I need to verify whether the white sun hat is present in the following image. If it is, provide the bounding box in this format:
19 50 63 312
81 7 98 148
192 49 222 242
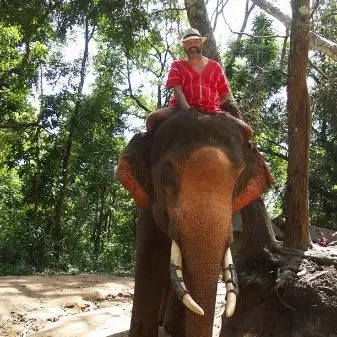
179 28 207 43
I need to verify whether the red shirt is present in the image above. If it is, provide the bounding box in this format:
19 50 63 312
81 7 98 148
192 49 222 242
166 59 231 114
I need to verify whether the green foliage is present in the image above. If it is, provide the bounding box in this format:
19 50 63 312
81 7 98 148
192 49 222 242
0 23 46 120
97 0 149 53
226 14 288 215
313 0 337 41
309 62 337 229
226 14 287 125
1 0 336 277
0 25 22 71
304 0 337 229
0 0 146 275
0 0 51 121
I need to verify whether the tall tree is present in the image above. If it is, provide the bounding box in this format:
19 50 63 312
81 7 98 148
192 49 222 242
53 17 93 255
284 0 311 249
309 0 337 228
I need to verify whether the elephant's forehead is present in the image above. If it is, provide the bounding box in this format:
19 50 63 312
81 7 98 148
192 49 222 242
155 140 243 170
173 146 230 170
174 147 244 184
185 146 229 162
176 146 241 181
151 110 245 167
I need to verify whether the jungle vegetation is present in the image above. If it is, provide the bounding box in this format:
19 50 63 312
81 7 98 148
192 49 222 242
0 0 336 275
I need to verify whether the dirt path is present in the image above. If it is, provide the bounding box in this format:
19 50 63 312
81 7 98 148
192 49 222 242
0 274 227 337
0 274 134 337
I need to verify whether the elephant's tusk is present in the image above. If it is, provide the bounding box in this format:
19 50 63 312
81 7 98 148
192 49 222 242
170 240 204 316
222 247 238 317
182 293 204 316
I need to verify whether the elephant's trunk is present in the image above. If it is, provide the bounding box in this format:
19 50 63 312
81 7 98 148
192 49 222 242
186 206 230 337
166 146 239 337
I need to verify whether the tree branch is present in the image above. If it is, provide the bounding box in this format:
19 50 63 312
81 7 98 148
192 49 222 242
223 16 286 38
257 146 288 161
310 0 321 19
123 111 146 120
211 0 230 31
309 60 328 80
0 122 38 129
126 60 151 113
251 0 337 61
280 28 290 69
226 0 256 69
150 7 186 17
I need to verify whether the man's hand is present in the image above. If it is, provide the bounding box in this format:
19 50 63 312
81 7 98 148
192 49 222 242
173 86 190 109
219 92 230 106
220 96 242 120
180 103 191 109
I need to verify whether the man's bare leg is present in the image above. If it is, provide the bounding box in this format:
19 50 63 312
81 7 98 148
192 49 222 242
146 107 174 132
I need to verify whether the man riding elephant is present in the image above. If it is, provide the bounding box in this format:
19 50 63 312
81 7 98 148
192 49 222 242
144 27 272 216
146 27 253 140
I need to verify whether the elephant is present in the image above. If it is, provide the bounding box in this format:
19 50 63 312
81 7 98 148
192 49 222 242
116 109 273 337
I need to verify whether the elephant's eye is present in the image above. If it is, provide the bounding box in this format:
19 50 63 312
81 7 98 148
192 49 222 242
162 162 178 194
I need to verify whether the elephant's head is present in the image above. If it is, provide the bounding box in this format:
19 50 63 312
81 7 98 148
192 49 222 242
117 109 272 336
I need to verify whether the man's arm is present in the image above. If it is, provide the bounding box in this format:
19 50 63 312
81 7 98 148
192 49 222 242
173 86 190 109
219 92 230 106
220 94 243 120
216 63 243 120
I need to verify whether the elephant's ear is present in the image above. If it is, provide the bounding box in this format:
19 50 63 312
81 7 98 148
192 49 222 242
116 133 152 209
233 145 274 213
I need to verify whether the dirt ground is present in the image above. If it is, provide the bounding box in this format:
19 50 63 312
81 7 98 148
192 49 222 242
0 273 226 337
0 274 135 337
2 245 336 337
222 245 337 337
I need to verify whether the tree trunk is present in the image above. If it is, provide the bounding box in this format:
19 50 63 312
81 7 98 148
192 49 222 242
284 0 311 250
53 19 92 256
33 65 44 231
93 184 107 259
